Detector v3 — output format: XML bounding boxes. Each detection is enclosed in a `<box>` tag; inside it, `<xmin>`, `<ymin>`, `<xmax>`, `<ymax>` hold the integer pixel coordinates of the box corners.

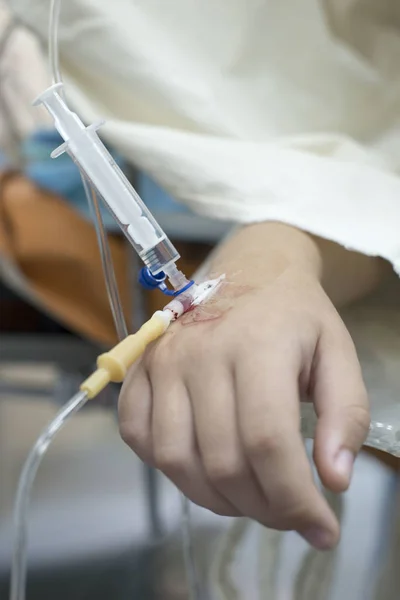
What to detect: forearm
<box><xmin>311</xmin><ymin>234</ymin><xmax>390</xmax><ymax>307</ymax></box>
<box><xmin>211</xmin><ymin>222</ymin><xmax>390</xmax><ymax>307</ymax></box>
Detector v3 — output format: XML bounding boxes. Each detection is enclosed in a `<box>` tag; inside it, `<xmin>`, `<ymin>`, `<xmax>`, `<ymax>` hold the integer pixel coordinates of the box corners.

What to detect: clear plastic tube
<box><xmin>81</xmin><ymin>173</ymin><xmax>128</xmax><ymax>340</ymax></box>
<box><xmin>48</xmin><ymin>0</ymin><xmax>63</xmax><ymax>92</ymax></box>
<box><xmin>300</xmin><ymin>403</ymin><xmax>400</xmax><ymax>458</ymax></box>
<box><xmin>9</xmin><ymin>391</ymin><xmax>89</xmax><ymax>600</ymax></box>
<box><xmin>181</xmin><ymin>494</ymin><xmax>202</xmax><ymax>600</ymax></box>
<box><xmin>48</xmin><ymin>0</ymin><xmax>128</xmax><ymax>341</ymax></box>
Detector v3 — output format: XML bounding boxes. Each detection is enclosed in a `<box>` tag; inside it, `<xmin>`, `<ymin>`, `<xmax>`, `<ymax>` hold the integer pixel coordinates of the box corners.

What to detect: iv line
<box><xmin>82</xmin><ymin>173</ymin><xmax>128</xmax><ymax>340</ymax></box>
<box><xmin>49</xmin><ymin>0</ymin><xmax>127</xmax><ymax>342</ymax></box>
<box><xmin>8</xmin><ymin>4</ymin><xmax>201</xmax><ymax>600</ymax></box>
<box><xmin>9</xmin><ymin>390</ymin><xmax>89</xmax><ymax>600</ymax></box>
<box><xmin>9</xmin><ymin>310</ymin><xmax>172</xmax><ymax>600</ymax></box>
<box><xmin>48</xmin><ymin>0</ymin><xmax>63</xmax><ymax>92</ymax></box>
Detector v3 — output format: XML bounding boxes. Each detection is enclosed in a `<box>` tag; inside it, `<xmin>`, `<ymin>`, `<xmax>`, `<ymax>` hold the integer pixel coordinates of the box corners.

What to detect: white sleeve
<box><xmin>9</xmin><ymin>0</ymin><xmax>400</xmax><ymax>272</ymax></box>
<box><xmin>0</xmin><ymin>2</ymin><xmax>50</xmax><ymax>155</ymax></box>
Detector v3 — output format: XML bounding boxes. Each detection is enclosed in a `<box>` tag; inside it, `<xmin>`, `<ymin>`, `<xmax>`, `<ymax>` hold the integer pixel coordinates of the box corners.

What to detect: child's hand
<box><xmin>119</xmin><ymin>223</ymin><xmax>376</xmax><ymax>550</ymax></box>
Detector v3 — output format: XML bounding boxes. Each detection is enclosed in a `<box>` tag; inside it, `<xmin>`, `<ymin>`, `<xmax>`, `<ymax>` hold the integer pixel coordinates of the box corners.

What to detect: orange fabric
<box><xmin>0</xmin><ymin>171</ymin><xmax>130</xmax><ymax>346</ymax></box>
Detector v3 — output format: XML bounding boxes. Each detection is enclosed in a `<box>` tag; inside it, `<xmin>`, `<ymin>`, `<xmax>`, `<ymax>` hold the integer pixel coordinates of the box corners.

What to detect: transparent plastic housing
<box><xmin>300</xmin><ymin>403</ymin><xmax>400</xmax><ymax>457</ymax></box>
<box><xmin>34</xmin><ymin>84</ymin><xmax>180</xmax><ymax>275</ymax></box>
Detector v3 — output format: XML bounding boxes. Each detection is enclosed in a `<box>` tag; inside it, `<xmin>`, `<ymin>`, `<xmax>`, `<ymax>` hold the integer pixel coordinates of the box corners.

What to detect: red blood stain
<box><xmin>178</xmin><ymin>281</ymin><xmax>254</xmax><ymax>327</ymax></box>
<box><xmin>177</xmin><ymin>294</ymin><xmax>194</xmax><ymax>312</ymax></box>
<box><xmin>179</xmin><ymin>307</ymin><xmax>225</xmax><ymax>326</ymax></box>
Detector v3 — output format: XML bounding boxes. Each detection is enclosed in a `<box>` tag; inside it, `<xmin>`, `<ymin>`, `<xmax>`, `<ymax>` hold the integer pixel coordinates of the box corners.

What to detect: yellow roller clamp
<box><xmin>80</xmin><ymin>311</ymin><xmax>171</xmax><ymax>399</ymax></box>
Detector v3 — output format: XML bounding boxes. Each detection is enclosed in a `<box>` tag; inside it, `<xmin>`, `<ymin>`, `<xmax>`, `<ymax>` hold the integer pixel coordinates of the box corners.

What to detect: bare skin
<box><xmin>119</xmin><ymin>222</ymin><xmax>389</xmax><ymax>550</ymax></box>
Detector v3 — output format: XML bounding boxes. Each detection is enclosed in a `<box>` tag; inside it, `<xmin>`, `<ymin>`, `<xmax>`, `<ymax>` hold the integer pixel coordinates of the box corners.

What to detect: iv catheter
<box><xmin>34</xmin><ymin>83</ymin><xmax>193</xmax><ymax>296</ymax></box>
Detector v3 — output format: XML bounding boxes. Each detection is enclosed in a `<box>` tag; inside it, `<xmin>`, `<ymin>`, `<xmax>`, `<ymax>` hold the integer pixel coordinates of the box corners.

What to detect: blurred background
<box><xmin>0</xmin><ymin>2</ymin><xmax>399</xmax><ymax>599</ymax></box>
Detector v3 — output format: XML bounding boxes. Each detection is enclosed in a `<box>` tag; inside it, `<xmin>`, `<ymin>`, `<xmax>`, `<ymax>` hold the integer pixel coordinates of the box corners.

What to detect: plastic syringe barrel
<box><xmin>33</xmin><ymin>84</ymin><xmax>180</xmax><ymax>275</ymax></box>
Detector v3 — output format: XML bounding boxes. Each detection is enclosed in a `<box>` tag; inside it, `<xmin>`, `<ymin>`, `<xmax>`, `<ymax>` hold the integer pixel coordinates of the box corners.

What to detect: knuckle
<box><xmin>119</xmin><ymin>420</ymin><xmax>144</xmax><ymax>448</ymax></box>
<box><xmin>207</xmin><ymin>505</ymin><xmax>238</xmax><ymax>518</ymax></box>
<box><xmin>245</xmin><ymin>430</ymin><xmax>284</xmax><ymax>459</ymax></box>
<box><xmin>119</xmin><ymin>421</ymin><xmax>152</xmax><ymax>460</ymax></box>
<box><xmin>147</xmin><ymin>338</ymin><xmax>171</xmax><ymax>370</ymax></box>
<box><xmin>153</xmin><ymin>445</ymin><xmax>188</xmax><ymax>476</ymax></box>
<box><xmin>268</xmin><ymin>496</ymin><xmax>314</xmax><ymax>530</ymax></box>
<box><xmin>147</xmin><ymin>333</ymin><xmax>191</xmax><ymax>375</ymax></box>
<box><xmin>346</xmin><ymin>402</ymin><xmax>370</xmax><ymax>436</ymax></box>
<box><xmin>205</xmin><ymin>456</ymin><xmax>242</xmax><ymax>485</ymax></box>
<box><xmin>279</xmin><ymin>500</ymin><xmax>311</xmax><ymax>526</ymax></box>
<box><xmin>120</xmin><ymin>365</ymin><xmax>141</xmax><ymax>399</ymax></box>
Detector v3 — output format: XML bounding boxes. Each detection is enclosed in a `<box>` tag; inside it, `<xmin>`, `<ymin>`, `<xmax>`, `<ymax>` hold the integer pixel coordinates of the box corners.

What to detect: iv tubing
<box><xmin>9</xmin><ymin>311</ymin><xmax>172</xmax><ymax>600</ymax></box>
<box><xmin>82</xmin><ymin>174</ymin><xmax>128</xmax><ymax>340</ymax></box>
<box><xmin>181</xmin><ymin>494</ymin><xmax>202</xmax><ymax>600</ymax></box>
<box><xmin>48</xmin><ymin>0</ymin><xmax>63</xmax><ymax>91</ymax></box>
<box><xmin>9</xmin><ymin>390</ymin><xmax>89</xmax><ymax>600</ymax></box>
<box><xmin>48</xmin><ymin>0</ymin><xmax>128</xmax><ymax>341</ymax></box>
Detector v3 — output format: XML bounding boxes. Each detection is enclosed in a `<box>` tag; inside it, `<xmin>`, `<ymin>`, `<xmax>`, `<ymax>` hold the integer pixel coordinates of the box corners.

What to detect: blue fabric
<box><xmin>136</xmin><ymin>172</ymin><xmax>190</xmax><ymax>214</ymax></box>
<box><xmin>9</xmin><ymin>127</ymin><xmax>191</xmax><ymax>232</ymax></box>
<box><xmin>21</xmin><ymin>128</ymin><xmax>123</xmax><ymax>230</ymax></box>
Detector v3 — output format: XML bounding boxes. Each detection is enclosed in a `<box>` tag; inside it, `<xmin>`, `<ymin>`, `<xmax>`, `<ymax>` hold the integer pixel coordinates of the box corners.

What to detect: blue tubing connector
<box><xmin>138</xmin><ymin>268</ymin><xmax>166</xmax><ymax>290</ymax></box>
<box><xmin>138</xmin><ymin>267</ymin><xmax>195</xmax><ymax>297</ymax></box>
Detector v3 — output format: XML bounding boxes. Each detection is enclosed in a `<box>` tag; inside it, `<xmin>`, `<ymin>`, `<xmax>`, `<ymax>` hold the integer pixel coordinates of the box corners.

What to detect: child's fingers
<box><xmin>312</xmin><ymin>326</ymin><xmax>370</xmax><ymax>492</ymax></box>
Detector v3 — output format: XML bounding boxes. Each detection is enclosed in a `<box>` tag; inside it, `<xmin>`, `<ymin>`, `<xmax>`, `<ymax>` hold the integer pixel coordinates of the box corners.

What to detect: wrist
<box><xmin>211</xmin><ymin>221</ymin><xmax>389</xmax><ymax>308</ymax></box>
<box><xmin>211</xmin><ymin>222</ymin><xmax>322</xmax><ymax>285</ymax></box>
<box><xmin>310</xmin><ymin>235</ymin><xmax>390</xmax><ymax>307</ymax></box>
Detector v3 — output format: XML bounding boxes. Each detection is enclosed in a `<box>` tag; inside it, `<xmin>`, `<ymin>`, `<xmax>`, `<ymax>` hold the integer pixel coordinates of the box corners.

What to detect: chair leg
<box><xmin>143</xmin><ymin>462</ymin><xmax>164</xmax><ymax>539</ymax></box>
